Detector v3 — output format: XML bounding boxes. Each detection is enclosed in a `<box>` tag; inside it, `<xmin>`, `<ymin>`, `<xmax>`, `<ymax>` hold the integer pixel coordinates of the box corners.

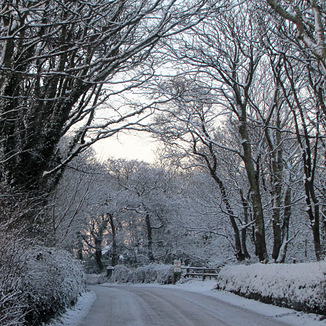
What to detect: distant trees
<box><xmin>51</xmin><ymin>154</ymin><xmax>123</xmax><ymax>271</ymax></box>
<box><xmin>51</xmin><ymin>144</ymin><xmax>320</xmax><ymax>268</ymax></box>
<box><xmin>51</xmin><ymin>154</ymin><xmax>237</xmax><ymax>269</ymax></box>
<box><xmin>106</xmin><ymin>158</ymin><xmax>178</xmax><ymax>263</ymax></box>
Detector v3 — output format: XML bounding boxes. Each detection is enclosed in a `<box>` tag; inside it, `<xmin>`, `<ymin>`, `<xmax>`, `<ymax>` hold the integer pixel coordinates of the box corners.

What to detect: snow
<box><xmin>110</xmin><ymin>264</ymin><xmax>174</xmax><ymax>284</ymax></box>
<box><xmin>46</xmin><ymin>262</ymin><xmax>326</xmax><ymax>325</ymax></box>
<box><xmin>0</xmin><ymin>242</ymin><xmax>86</xmax><ymax>326</ymax></box>
<box><xmin>24</xmin><ymin>247</ymin><xmax>86</xmax><ymax>325</ymax></box>
<box><xmin>47</xmin><ymin>290</ymin><xmax>96</xmax><ymax>326</ymax></box>
<box><xmin>166</xmin><ymin>280</ymin><xmax>325</xmax><ymax>326</ymax></box>
<box><xmin>216</xmin><ymin>262</ymin><xmax>326</xmax><ymax>314</ymax></box>
<box><xmin>49</xmin><ymin>279</ymin><xmax>325</xmax><ymax>326</ymax></box>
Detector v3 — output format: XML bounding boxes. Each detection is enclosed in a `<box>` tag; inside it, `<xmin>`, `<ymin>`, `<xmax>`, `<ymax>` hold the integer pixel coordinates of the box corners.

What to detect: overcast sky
<box><xmin>93</xmin><ymin>132</ymin><xmax>157</xmax><ymax>163</ymax></box>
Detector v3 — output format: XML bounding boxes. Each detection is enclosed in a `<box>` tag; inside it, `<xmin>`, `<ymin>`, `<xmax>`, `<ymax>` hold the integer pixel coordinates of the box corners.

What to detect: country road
<box><xmin>78</xmin><ymin>284</ymin><xmax>292</xmax><ymax>326</ymax></box>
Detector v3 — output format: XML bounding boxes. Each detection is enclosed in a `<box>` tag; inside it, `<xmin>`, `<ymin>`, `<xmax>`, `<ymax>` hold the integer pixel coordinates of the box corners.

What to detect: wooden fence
<box><xmin>181</xmin><ymin>266</ymin><xmax>219</xmax><ymax>280</ymax></box>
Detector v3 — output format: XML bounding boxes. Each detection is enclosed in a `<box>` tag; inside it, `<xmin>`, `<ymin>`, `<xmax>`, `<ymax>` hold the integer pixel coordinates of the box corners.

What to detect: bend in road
<box><xmin>79</xmin><ymin>284</ymin><xmax>292</xmax><ymax>326</ymax></box>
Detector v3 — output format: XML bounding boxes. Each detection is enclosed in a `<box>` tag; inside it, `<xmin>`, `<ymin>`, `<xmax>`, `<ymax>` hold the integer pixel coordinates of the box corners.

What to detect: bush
<box><xmin>110</xmin><ymin>265</ymin><xmax>133</xmax><ymax>283</ymax></box>
<box><xmin>216</xmin><ymin>262</ymin><xmax>326</xmax><ymax>315</ymax></box>
<box><xmin>110</xmin><ymin>264</ymin><xmax>174</xmax><ymax>284</ymax></box>
<box><xmin>0</xmin><ymin>234</ymin><xmax>86</xmax><ymax>326</ymax></box>
<box><xmin>23</xmin><ymin>247</ymin><xmax>86</xmax><ymax>325</ymax></box>
<box><xmin>86</xmin><ymin>273</ymin><xmax>108</xmax><ymax>285</ymax></box>
<box><xmin>0</xmin><ymin>233</ymin><xmax>27</xmax><ymax>326</ymax></box>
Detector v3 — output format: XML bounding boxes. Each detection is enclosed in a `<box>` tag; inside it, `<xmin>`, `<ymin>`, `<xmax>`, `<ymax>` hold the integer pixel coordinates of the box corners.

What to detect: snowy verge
<box><xmin>216</xmin><ymin>262</ymin><xmax>326</xmax><ymax>315</ymax></box>
<box><xmin>46</xmin><ymin>290</ymin><xmax>96</xmax><ymax>326</ymax></box>
<box><xmin>161</xmin><ymin>279</ymin><xmax>326</xmax><ymax>326</ymax></box>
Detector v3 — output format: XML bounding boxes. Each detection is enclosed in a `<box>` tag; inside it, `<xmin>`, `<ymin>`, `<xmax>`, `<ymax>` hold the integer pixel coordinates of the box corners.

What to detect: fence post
<box><xmin>173</xmin><ymin>260</ymin><xmax>182</xmax><ymax>284</ymax></box>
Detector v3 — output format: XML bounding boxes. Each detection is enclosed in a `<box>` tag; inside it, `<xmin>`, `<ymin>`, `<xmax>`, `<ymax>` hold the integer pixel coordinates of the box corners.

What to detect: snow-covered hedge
<box><xmin>23</xmin><ymin>246</ymin><xmax>86</xmax><ymax>325</ymax></box>
<box><xmin>0</xmin><ymin>235</ymin><xmax>86</xmax><ymax>326</ymax></box>
<box><xmin>110</xmin><ymin>264</ymin><xmax>174</xmax><ymax>284</ymax></box>
<box><xmin>86</xmin><ymin>273</ymin><xmax>108</xmax><ymax>285</ymax></box>
<box><xmin>0</xmin><ymin>234</ymin><xmax>27</xmax><ymax>326</ymax></box>
<box><xmin>216</xmin><ymin>262</ymin><xmax>326</xmax><ymax>315</ymax></box>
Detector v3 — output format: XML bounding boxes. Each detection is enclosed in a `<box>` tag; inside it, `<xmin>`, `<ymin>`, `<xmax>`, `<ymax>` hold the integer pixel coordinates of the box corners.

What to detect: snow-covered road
<box><xmin>78</xmin><ymin>284</ymin><xmax>292</xmax><ymax>326</ymax></box>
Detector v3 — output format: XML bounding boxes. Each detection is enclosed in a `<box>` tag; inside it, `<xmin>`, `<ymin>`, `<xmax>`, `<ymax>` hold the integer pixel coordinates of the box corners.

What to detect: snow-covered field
<box><xmin>50</xmin><ymin>279</ymin><xmax>325</xmax><ymax>326</ymax></box>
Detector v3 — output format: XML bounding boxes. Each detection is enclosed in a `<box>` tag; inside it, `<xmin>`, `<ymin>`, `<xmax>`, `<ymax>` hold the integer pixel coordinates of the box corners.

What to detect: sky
<box><xmin>92</xmin><ymin>132</ymin><xmax>158</xmax><ymax>163</ymax></box>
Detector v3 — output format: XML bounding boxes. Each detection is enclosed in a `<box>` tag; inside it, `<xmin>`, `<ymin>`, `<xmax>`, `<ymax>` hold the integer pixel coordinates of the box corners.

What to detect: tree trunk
<box><xmin>271</xmin><ymin>148</ymin><xmax>283</xmax><ymax>261</ymax></box>
<box><xmin>211</xmin><ymin>174</ymin><xmax>245</xmax><ymax>261</ymax></box>
<box><xmin>95</xmin><ymin>238</ymin><xmax>104</xmax><ymax>272</ymax></box>
<box><xmin>92</xmin><ymin>216</ymin><xmax>109</xmax><ymax>272</ymax></box>
<box><xmin>76</xmin><ymin>232</ymin><xmax>83</xmax><ymax>261</ymax></box>
<box><xmin>196</xmin><ymin>134</ymin><xmax>246</xmax><ymax>261</ymax></box>
<box><xmin>283</xmin><ymin>58</ymin><xmax>323</xmax><ymax>261</ymax></box>
<box><xmin>145</xmin><ymin>212</ymin><xmax>154</xmax><ymax>262</ymax></box>
<box><xmin>276</xmin><ymin>186</ymin><xmax>291</xmax><ymax>263</ymax></box>
<box><xmin>108</xmin><ymin>213</ymin><xmax>118</xmax><ymax>266</ymax></box>
<box><xmin>312</xmin><ymin>203</ymin><xmax>322</xmax><ymax>261</ymax></box>
<box><xmin>240</xmin><ymin>189</ymin><xmax>251</xmax><ymax>259</ymax></box>
<box><xmin>239</xmin><ymin>109</ymin><xmax>268</xmax><ymax>262</ymax></box>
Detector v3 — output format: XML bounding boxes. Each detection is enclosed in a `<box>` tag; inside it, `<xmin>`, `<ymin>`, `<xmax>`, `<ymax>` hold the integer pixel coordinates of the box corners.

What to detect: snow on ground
<box><xmin>216</xmin><ymin>262</ymin><xmax>326</xmax><ymax>314</ymax></box>
<box><xmin>47</xmin><ymin>279</ymin><xmax>325</xmax><ymax>326</ymax></box>
<box><xmin>46</xmin><ymin>290</ymin><xmax>96</xmax><ymax>326</ymax></box>
<box><xmin>163</xmin><ymin>279</ymin><xmax>326</xmax><ymax>326</ymax></box>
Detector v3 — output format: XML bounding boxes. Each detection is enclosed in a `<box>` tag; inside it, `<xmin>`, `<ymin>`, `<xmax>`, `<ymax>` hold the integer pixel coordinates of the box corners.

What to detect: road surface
<box><xmin>79</xmin><ymin>284</ymin><xmax>292</xmax><ymax>326</ymax></box>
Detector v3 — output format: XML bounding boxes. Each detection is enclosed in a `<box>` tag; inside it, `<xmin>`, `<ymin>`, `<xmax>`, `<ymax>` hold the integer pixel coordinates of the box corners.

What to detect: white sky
<box><xmin>92</xmin><ymin>132</ymin><xmax>158</xmax><ymax>163</ymax></box>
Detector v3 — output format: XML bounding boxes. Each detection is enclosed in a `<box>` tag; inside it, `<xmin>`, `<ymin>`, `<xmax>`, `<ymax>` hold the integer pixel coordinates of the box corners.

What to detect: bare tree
<box><xmin>0</xmin><ymin>0</ymin><xmax>210</xmax><ymax>219</ymax></box>
<box><xmin>50</xmin><ymin>151</ymin><xmax>97</xmax><ymax>247</ymax></box>
<box><xmin>265</xmin><ymin>0</ymin><xmax>326</xmax><ymax>75</ymax></box>
<box><xmin>151</xmin><ymin>78</ymin><xmax>249</xmax><ymax>261</ymax></box>
<box><xmin>150</xmin><ymin>3</ymin><xmax>270</xmax><ymax>261</ymax></box>
<box><xmin>280</xmin><ymin>56</ymin><xmax>325</xmax><ymax>260</ymax></box>
<box><xmin>257</xmin><ymin>0</ymin><xmax>326</xmax><ymax>261</ymax></box>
